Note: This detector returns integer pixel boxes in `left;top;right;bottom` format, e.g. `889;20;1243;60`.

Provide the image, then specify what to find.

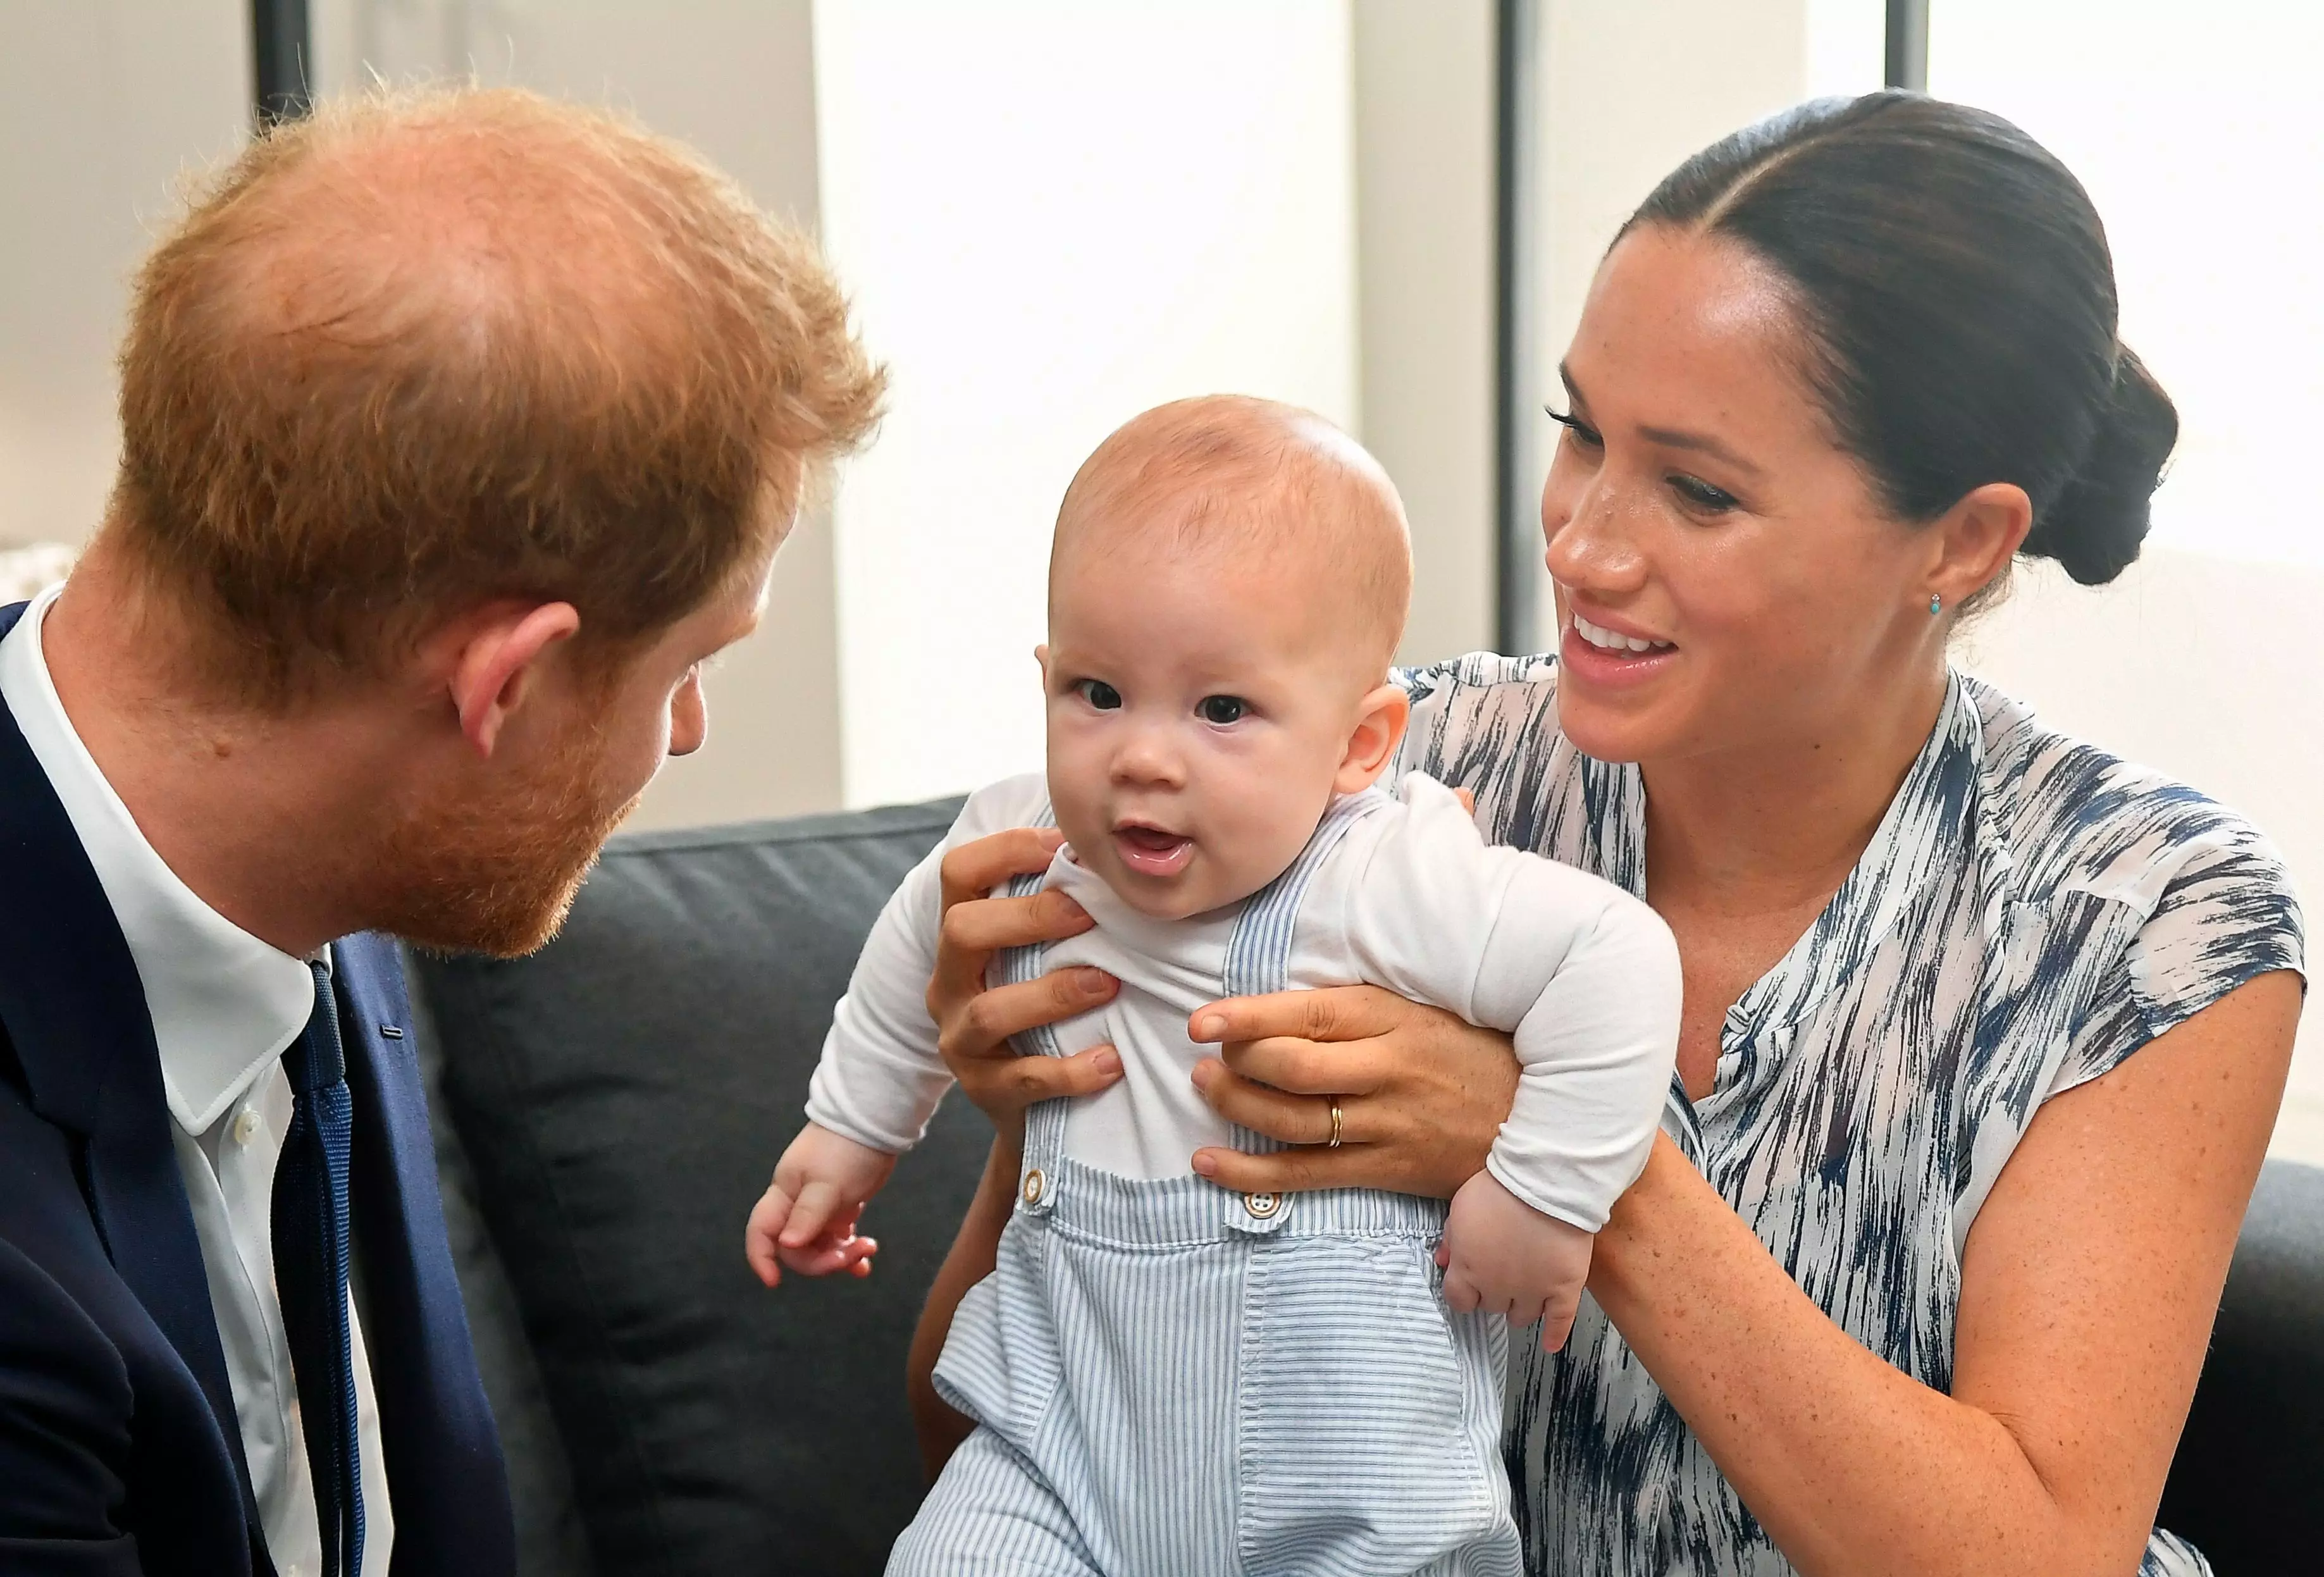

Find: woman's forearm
1590;1137;2101;1577
906;1130;1020;1480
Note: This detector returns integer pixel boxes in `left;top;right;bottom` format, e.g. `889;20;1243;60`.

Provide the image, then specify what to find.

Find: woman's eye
1669;474;1740;512
1197;695;1247;726
1545;405;1603;450
1077;679;1123;710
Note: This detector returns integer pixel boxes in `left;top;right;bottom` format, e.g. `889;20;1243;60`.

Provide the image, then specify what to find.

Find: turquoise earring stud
1929;593;1943;615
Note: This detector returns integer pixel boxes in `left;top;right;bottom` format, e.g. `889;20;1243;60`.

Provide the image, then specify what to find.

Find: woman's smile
1559;603;1680;692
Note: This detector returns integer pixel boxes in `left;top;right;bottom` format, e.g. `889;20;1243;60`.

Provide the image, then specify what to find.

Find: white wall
0;0;248;548
812;1;1361;808
1353;0;1497;667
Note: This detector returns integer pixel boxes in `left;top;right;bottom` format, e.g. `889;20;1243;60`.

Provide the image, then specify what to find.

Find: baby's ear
1333;683;1411;794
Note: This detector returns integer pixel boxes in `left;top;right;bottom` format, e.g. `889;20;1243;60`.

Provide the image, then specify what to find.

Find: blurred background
3;0;2317;1160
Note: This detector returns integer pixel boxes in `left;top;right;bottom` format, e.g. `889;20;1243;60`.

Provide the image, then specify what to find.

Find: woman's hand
926;827;1125;1146
1185;985;1520;1198
908;826;1126;1476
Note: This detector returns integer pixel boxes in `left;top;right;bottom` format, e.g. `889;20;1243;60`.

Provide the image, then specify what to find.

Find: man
0;88;882;1576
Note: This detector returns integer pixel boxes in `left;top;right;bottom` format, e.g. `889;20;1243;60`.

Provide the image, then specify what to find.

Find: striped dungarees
889;796;1526;1577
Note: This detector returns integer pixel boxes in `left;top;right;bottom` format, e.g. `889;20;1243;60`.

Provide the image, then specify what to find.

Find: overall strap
1222;789;1391;998
991;803;1072;1196
1221;790;1392;1168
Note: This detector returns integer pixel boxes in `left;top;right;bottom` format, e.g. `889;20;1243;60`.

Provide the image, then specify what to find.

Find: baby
750;396;1681;1576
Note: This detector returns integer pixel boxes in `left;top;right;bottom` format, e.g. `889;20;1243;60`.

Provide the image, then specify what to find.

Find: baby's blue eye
1077;679;1123;710
1198;695;1247;726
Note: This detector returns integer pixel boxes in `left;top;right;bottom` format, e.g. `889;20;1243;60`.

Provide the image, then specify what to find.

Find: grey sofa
405;798;2324;1576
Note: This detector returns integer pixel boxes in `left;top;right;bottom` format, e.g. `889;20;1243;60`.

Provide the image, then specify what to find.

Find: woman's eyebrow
1636;424;1765;479
1559;361;1765;478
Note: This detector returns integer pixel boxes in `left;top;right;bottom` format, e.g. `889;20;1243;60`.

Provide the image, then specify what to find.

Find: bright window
813;1;1359;808
1930;1;2324;570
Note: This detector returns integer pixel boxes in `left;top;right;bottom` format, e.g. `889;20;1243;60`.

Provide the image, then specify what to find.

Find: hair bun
2023;347;2177;585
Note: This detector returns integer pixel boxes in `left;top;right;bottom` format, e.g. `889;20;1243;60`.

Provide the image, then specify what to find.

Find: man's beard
368;721;644;959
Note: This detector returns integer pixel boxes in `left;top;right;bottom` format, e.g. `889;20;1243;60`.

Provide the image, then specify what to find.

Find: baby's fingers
779;1232;881;1279
779;1180;845;1248
1530;1278;1584;1352
745;1187;793;1287
1442;1263;1484;1314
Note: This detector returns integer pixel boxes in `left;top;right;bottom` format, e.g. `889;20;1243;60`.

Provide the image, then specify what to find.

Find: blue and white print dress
1389;655;2305;1577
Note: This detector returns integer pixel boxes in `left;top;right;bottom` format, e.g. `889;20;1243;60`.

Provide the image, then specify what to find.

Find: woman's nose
1543;470;1646;594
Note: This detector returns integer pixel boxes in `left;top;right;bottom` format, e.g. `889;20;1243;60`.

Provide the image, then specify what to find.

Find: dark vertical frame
1886;0;1930;91
1492;0;1542;655
252;0;312;126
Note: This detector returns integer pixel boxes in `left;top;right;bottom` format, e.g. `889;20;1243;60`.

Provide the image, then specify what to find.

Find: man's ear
1927;481;2032;611
445;603;583;757
1333;683;1411;795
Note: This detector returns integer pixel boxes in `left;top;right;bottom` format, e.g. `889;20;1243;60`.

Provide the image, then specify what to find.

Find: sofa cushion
2158;1158;2324;1573
413;797;983;1576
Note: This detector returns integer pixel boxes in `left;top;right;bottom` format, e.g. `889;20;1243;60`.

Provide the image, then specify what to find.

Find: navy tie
272;958;366;1577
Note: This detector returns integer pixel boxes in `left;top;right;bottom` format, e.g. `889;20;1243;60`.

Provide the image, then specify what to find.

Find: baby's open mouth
1112;823;1195;878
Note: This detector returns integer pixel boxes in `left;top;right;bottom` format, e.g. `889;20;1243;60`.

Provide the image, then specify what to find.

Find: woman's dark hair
1625;92;2176;588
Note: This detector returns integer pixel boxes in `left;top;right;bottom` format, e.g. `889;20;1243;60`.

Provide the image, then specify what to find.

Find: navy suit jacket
0;601;515;1576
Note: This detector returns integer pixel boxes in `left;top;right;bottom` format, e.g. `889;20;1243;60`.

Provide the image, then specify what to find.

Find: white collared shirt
807;770;1681;1228
0;583;393;1577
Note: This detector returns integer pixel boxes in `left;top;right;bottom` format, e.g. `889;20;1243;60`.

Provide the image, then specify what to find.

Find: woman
906;94;2304;1575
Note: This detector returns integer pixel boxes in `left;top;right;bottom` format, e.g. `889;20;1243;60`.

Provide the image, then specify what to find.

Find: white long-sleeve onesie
805;771;1680;1230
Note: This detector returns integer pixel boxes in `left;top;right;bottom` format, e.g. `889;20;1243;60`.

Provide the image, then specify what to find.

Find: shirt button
1020;1168;1046;1206
1243;1191;1282;1220
228;1109;261;1147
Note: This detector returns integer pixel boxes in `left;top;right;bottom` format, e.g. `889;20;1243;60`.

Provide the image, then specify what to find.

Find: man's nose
669;670;708;757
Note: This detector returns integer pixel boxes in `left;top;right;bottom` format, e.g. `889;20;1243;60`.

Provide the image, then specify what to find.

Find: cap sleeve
2048;820;2306;1100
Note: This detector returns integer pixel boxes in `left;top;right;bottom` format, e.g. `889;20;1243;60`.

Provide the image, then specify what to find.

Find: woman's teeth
1573;614;1673;655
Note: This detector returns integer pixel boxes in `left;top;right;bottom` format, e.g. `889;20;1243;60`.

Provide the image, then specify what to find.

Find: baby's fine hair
1051;395;1413;669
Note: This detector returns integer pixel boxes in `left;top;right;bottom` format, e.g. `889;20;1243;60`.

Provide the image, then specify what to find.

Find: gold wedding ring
1327;1097;1344;1149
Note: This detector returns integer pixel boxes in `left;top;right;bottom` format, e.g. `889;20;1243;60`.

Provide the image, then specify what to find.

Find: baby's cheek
1204;781;1326;901
1044;741;1108;831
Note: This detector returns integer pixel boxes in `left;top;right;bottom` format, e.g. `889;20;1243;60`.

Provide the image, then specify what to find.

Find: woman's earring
1929;593;1943;615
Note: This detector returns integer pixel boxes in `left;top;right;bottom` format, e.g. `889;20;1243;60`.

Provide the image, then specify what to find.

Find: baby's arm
1339;776;1681;1347
746;777;1051;1285
745;1122;896;1286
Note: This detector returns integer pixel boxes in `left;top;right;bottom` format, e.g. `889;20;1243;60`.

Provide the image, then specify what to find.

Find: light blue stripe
1221;789;1390;999
898;788;1521;1575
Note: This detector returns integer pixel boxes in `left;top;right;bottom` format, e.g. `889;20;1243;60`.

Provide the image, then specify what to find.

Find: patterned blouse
1388;654;2305;1577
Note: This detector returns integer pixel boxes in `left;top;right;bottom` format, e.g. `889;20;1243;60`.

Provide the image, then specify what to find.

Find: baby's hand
745;1123;898;1288
1436;1169;1593;1353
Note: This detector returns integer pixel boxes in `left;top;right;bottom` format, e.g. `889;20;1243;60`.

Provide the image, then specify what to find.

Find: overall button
228;1109;262;1147
1021;1168;1046;1206
1243;1190;1282;1220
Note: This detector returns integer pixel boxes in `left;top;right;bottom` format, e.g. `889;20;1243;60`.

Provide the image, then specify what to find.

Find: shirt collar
0;584;316;1135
